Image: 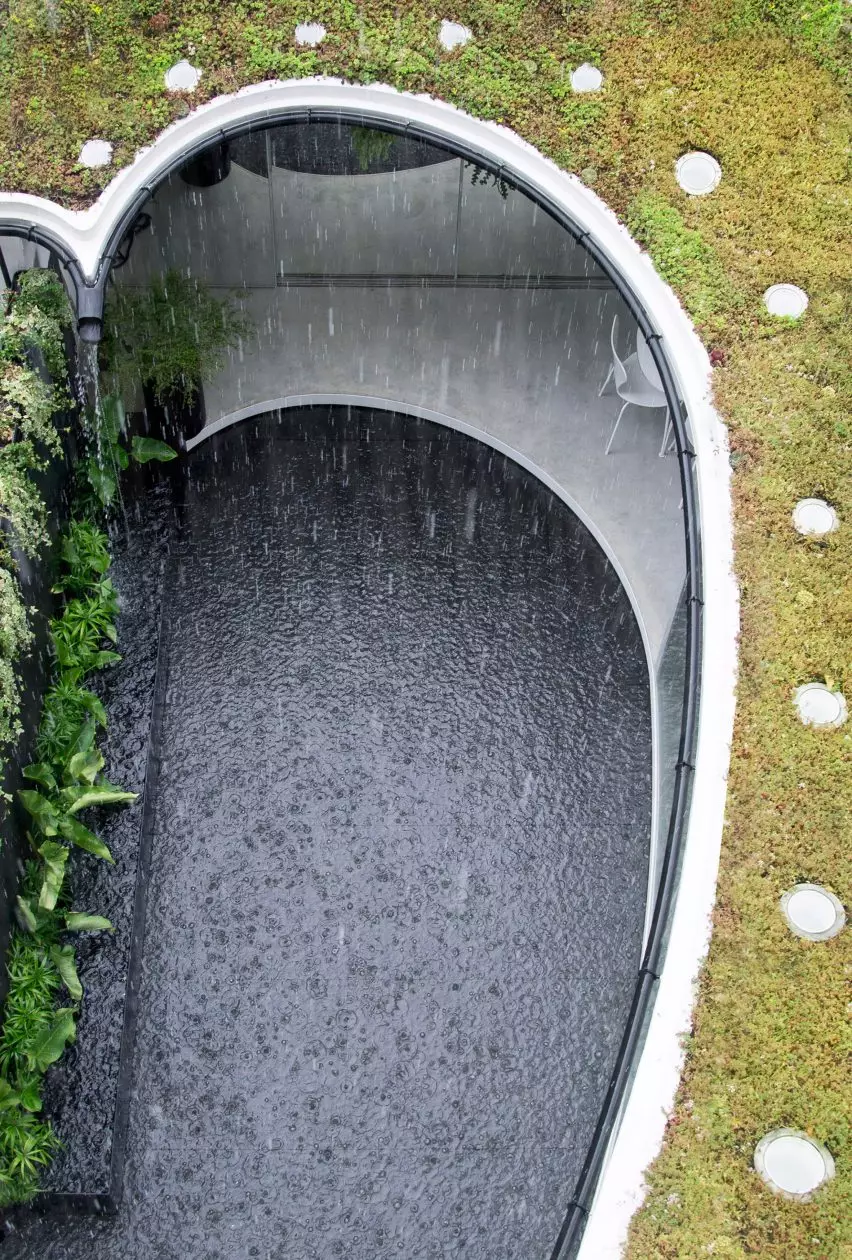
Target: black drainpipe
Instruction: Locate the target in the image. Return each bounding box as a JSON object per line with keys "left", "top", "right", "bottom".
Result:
{"left": 0, "top": 225, "right": 107, "bottom": 344}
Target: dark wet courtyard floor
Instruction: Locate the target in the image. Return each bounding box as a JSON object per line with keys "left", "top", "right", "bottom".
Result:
{"left": 7, "top": 407, "right": 651, "bottom": 1259}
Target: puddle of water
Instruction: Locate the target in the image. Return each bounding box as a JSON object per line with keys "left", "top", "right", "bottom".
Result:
{"left": 9, "top": 407, "right": 650, "bottom": 1259}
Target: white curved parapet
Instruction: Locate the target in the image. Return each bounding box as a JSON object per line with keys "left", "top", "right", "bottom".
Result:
{"left": 0, "top": 80, "right": 738, "bottom": 1259}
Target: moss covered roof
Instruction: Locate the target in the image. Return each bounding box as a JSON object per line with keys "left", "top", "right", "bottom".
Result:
{"left": 1, "top": 2, "right": 850, "bottom": 1256}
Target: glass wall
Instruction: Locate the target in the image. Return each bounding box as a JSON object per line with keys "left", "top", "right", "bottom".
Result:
{"left": 107, "top": 120, "right": 690, "bottom": 900}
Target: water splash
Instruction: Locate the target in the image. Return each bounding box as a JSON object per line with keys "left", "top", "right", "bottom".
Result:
{"left": 76, "top": 340, "right": 131, "bottom": 539}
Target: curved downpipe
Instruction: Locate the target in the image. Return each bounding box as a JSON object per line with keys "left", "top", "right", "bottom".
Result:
{"left": 0, "top": 222, "right": 106, "bottom": 342}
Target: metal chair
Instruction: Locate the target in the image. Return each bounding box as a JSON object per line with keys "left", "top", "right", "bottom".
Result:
{"left": 599, "top": 315, "right": 671, "bottom": 456}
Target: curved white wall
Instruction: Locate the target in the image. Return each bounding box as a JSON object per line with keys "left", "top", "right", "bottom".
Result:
{"left": 0, "top": 80, "right": 738, "bottom": 1259}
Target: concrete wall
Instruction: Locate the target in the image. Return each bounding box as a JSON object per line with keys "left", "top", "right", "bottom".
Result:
{"left": 121, "top": 157, "right": 605, "bottom": 287}
{"left": 115, "top": 154, "right": 683, "bottom": 660}
{"left": 192, "top": 283, "right": 685, "bottom": 662}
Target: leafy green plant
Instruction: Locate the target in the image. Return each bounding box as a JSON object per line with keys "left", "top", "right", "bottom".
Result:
{"left": 0, "top": 916, "right": 61, "bottom": 1078}
{"left": 131, "top": 435, "right": 177, "bottom": 463}
{"left": 466, "top": 161, "right": 510, "bottom": 200}
{"left": 68, "top": 391, "right": 175, "bottom": 511}
{"left": 53, "top": 519, "right": 111, "bottom": 595}
{"left": 80, "top": 393, "right": 176, "bottom": 509}
{"left": 20, "top": 525, "right": 135, "bottom": 914}
{"left": 0, "top": 270, "right": 70, "bottom": 462}
{"left": 0, "top": 270, "right": 73, "bottom": 384}
{"left": 36, "top": 677, "right": 107, "bottom": 768}
{"left": 0, "top": 852, "right": 113, "bottom": 1208}
{"left": 0, "top": 266, "right": 139, "bottom": 1207}
{"left": 0, "top": 290, "right": 134, "bottom": 1200}
{"left": 0, "top": 1098, "right": 58, "bottom": 1206}
{"left": 101, "top": 269, "right": 251, "bottom": 406}
{"left": 18, "top": 719, "right": 136, "bottom": 911}
{"left": 0, "top": 511, "right": 127, "bottom": 1206}
{"left": 48, "top": 587, "right": 120, "bottom": 678}
{"left": 0, "top": 439, "right": 50, "bottom": 558}
{"left": 0, "top": 362, "right": 62, "bottom": 456}
{"left": 0, "top": 566, "right": 33, "bottom": 758}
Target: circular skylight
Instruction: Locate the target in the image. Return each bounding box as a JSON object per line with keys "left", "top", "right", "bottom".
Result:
{"left": 793, "top": 683, "right": 847, "bottom": 729}
{"left": 675, "top": 151, "right": 721, "bottom": 196}
{"left": 295, "top": 22, "right": 327, "bottom": 47}
{"left": 570, "top": 63, "right": 604, "bottom": 93}
{"left": 792, "top": 498, "right": 839, "bottom": 536}
{"left": 781, "top": 884, "right": 845, "bottom": 941}
{"left": 165, "top": 60, "right": 202, "bottom": 93}
{"left": 764, "top": 284, "right": 808, "bottom": 318}
{"left": 439, "top": 20, "right": 472, "bottom": 50}
{"left": 754, "top": 1130, "right": 835, "bottom": 1200}
{"left": 78, "top": 139, "right": 113, "bottom": 169}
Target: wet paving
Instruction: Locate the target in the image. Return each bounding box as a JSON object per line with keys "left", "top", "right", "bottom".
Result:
{"left": 7, "top": 406, "right": 651, "bottom": 1259}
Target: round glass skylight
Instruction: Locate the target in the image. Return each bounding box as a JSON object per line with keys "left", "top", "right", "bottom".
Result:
{"left": 439, "top": 20, "right": 472, "bottom": 50}
{"left": 78, "top": 139, "right": 113, "bottom": 168}
{"left": 165, "top": 60, "right": 202, "bottom": 93}
{"left": 754, "top": 1130, "right": 835, "bottom": 1200}
{"left": 781, "top": 884, "right": 845, "bottom": 941}
{"left": 764, "top": 284, "right": 808, "bottom": 318}
{"left": 570, "top": 63, "right": 604, "bottom": 93}
{"left": 793, "top": 683, "right": 847, "bottom": 729}
{"left": 675, "top": 151, "right": 721, "bottom": 196}
{"left": 792, "top": 498, "right": 839, "bottom": 536}
{"left": 295, "top": 22, "right": 327, "bottom": 47}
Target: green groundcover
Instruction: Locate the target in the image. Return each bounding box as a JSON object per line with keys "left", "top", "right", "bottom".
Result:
{"left": 0, "top": 4, "right": 849, "bottom": 1257}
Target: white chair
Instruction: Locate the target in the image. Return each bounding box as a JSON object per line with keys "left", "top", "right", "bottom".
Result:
{"left": 599, "top": 315, "right": 671, "bottom": 456}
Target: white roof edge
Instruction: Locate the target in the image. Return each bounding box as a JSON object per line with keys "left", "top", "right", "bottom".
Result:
{"left": 0, "top": 79, "right": 739, "bottom": 1259}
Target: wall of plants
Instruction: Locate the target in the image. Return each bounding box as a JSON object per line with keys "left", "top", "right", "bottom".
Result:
{"left": 0, "top": 257, "right": 254, "bottom": 1206}
{"left": 0, "top": 271, "right": 126, "bottom": 1204}
{"left": 0, "top": 266, "right": 182, "bottom": 1205}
